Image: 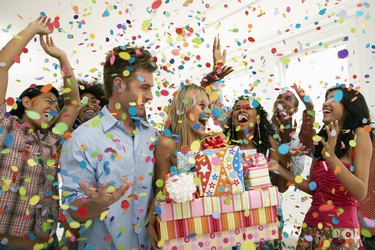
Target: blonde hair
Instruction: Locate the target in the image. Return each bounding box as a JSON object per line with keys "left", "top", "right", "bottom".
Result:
{"left": 165, "top": 84, "right": 211, "bottom": 151}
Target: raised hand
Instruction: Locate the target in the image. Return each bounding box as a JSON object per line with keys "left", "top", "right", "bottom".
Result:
{"left": 0, "top": 16, "right": 54, "bottom": 104}
{"left": 213, "top": 35, "right": 227, "bottom": 66}
{"left": 28, "top": 16, "right": 53, "bottom": 35}
{"left": 295, "top": 85, "right": 314, "bottom": 110}
{"left": 212, "top": 65, "right": 234, "bottom": 80}
{"left": 212, "top": 35, "right": 233, "bottom": 77}
{"left": 320, "top": 120, "right": 339, "bottom": 160}
{"left": 201, "top": 35, "right": 234, "bottom": 87}
{"left": 40, "top": 35, "right": 66, "bottom": 59}
{"left": 79, "top": 180, "right": 133, "bottom": 210}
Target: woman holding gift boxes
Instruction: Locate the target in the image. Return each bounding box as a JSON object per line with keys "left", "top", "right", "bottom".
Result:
{"left": 269, "top": 85, "right": 372, "bottom": 249}
{"left": 146, "top": 36, "right": 234, "bottom": 249}
{"left": 147, "top": 83, "right": 224, "bottom": 248}
{"left": 224, "top": 95, "right": 289, "bottom": 250}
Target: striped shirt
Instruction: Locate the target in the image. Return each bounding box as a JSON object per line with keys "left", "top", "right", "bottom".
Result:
{"left": 0, "top": 104, "right": 61, "bottom": 238}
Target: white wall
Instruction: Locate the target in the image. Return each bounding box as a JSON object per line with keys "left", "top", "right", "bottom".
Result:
{"left": 1, "top": 0, "right": 374, "bottom": 125}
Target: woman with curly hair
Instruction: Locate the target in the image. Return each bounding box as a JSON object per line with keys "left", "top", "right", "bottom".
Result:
{"left": 269, "top": 85, "right": 372, "bottom": 249}
{"left": 224, "top": 95, "right": 289, "bottom": 250}
{"left": 224, "top": 95, "right": 288, "bottom": 193}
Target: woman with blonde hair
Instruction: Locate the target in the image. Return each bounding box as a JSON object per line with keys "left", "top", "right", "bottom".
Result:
{"left": 146, "top": 83, "right": 216, "bottom": 248}
{"left": 164, "top": 84, "right": 212, "bottom": 150}
{"left": 154, "top": 83, "right": 213, "bottom": 186}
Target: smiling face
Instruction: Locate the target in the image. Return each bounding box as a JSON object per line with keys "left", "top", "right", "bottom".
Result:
{"left": 186, "top": 93, "right": 211, "bottom": 138}
{"left": 231, "top": 99, "right": 257, "bottom": 132}
{"left": 273, "top": 90, "right": 298, "bottom": 116}
{"left": 322, "top": 89, "right": 345, "bottom": 126}
{"left": 111, "top": 69, "right": 154, "bottom": 119}
{"left": 22, "top": 91, "right": 60, "bottom": 130}
{"left": 78, "top": 92, "right": 101, "bottom": 123}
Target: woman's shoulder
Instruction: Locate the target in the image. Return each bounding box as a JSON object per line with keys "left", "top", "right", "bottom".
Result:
{"left": 353, "top": 126, "right": 373, "bottom": 148}
{"left": 354, "top": 126, "right": 371, "bottom": 136}
{"left": 157, "top": 135, "right": 177, "bottom": 152}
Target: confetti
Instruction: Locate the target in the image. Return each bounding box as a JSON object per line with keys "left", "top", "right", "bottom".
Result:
{"left": 309, "top": 181, "right": 317, "bottom": 191}
{"left": 278, "top": 144, "right": 289, "bottom": 155}
{"left": 29, "top": 195, "right": 40, "bottom": 206}
{"left": 333, "top": 89, "right": 343, "bottom": 102}
{"left": 151, "top": 0, "right": 162, "bottom": 9}
{"left": 52, "top": 122, "right": 68, "bottom": 135}
{"left": 337, "top": 49, "right": 349, "bottom": 59}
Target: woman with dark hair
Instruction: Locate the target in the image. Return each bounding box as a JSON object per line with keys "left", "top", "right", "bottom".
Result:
{"left": 224, "top": 95, "right": 288, "bottom": 193}
{"left": 0, "top": 16, "right": 79, "bottom": 249}
{"left": 225, "top": 95, "right": 288, "bottom": 250}
{"left": 269, "top": 85, "right": 373, "bottom": 249}
{"left": 224, "top": 95, "right": 276, "bottom": 156}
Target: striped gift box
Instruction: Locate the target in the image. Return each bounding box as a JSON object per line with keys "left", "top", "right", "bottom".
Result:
{"left": 158, "top": 186, "right": 279, "bottom": 221}
{"left": 163, "top": 223, "right": 279, "bottom": 249}
{"left": 242, "top": 152, "right": 272, "bottom": 189}
{"left": 244, "top": 166, "right": 272, "bottom": 189}
{"left": 158, "top": 206, "right": 278, "bottom": 241}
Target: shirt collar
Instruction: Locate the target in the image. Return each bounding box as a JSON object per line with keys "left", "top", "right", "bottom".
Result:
{"left": 100, "top": 106, "right": 151, "bottom": 133}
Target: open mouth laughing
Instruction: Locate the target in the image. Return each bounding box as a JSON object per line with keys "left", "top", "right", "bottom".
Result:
{"left": 237, "top": 114, "right": 249, "bottom": 124}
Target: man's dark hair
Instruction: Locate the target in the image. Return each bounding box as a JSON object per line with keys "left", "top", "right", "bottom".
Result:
{"left": 103, "top": 46, "right": 157, "bottom": 99}
{"left": 77, "top": 79, "right": 107, "bottom": 108}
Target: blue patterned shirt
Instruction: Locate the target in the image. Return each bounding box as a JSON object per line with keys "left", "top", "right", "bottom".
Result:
{"left": 60, "top": 106, "right": 159, "bottom": 250}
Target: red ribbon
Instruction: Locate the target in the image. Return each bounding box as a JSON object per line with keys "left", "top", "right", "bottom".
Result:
{"left": 200, "top": 136, "right": 226, "bottom": 150}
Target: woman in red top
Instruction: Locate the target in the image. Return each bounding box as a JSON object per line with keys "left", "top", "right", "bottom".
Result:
{"left": 269, "top": 85, "right": 372, "bottom": 249}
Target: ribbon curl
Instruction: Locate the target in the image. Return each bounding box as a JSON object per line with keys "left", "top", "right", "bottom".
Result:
{"left": 200, "top": 136, "right": 226, "bottom": 150}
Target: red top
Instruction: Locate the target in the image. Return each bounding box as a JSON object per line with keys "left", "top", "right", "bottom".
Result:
{"left": 304, "top": 160, "right": 359, "bottom": 228}
{"left": 358, "top": 138, "right": 375, "bottom": 235}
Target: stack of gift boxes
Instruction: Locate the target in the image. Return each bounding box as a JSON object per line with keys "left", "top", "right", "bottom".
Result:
{"left": 157, "top": 139, "right": 280, "bottom": 249}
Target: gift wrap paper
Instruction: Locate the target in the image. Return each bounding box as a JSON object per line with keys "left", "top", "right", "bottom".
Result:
{"left": 162, "top": 223, "right": 279, "bottom": 249}
{"left": 159, "top": 186, "right": 279, "bottom": 221}
{"left": 195, "top": 146, "right": 244, "bottom": 196}
{"left": 159, "top": 206, "right": 278, "bottom": 240}
{"left": 241, "top": 151, "right": 272, "bottom": 189}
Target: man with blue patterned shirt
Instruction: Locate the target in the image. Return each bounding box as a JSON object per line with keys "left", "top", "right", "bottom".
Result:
{"left": 60, "top": 45, "right": 159, "bottom": 249}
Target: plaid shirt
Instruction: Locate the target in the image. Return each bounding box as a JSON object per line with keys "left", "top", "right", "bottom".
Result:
{"left": 0, "top": 104, "right": 61, "bottom": 238}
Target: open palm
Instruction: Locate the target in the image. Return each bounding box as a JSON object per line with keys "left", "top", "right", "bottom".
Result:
{"left": 40, "top": 35, "right": 66, "bottom": 59}
{"left": 28, "top": 16, "right": 53, "bottom": 35}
